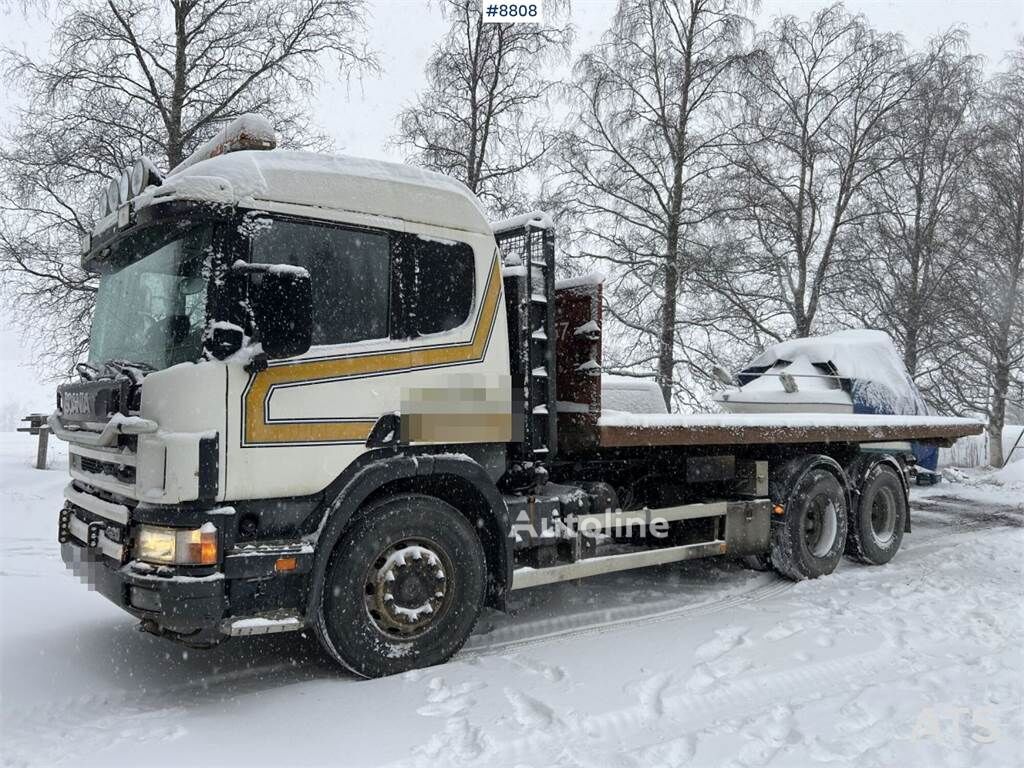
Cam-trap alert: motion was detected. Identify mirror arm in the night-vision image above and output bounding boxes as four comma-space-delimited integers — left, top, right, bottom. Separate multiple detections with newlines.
245, 351, 269, 374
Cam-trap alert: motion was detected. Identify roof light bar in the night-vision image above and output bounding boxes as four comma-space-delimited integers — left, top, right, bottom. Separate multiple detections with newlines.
167, 114, 277, 177
95, 157, 164, 221
88, 114, 274, 237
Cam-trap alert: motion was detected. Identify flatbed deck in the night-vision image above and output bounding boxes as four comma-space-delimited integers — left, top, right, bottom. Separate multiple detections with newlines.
594, 412, 984, 448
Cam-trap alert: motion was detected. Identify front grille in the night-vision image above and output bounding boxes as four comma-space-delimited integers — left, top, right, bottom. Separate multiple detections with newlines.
74, 455, 136, 485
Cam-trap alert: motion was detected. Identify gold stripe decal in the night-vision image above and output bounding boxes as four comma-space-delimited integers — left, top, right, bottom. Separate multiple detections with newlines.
242, 253, 504, 446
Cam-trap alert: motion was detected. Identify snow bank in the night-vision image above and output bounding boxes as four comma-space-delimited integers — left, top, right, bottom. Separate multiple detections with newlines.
990, 459, 1024, 486
1, 432, 1020, 767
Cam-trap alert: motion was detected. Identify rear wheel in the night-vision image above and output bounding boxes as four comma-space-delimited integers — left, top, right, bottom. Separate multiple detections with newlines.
771, 468, 848, 580
846, 463, 906, 565
315, 493, 485, 678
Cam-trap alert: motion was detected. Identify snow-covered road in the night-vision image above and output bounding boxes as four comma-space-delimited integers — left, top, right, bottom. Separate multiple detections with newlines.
1, 433, 1021, 767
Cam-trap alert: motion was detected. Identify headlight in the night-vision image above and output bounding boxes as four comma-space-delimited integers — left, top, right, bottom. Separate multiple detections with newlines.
135, 523, 218, 565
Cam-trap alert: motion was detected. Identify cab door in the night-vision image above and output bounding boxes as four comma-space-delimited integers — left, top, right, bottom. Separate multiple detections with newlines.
223, 212, 508, 500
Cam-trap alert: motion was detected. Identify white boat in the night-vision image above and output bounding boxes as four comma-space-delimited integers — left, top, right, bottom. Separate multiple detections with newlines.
714, 330, 925, 417
714, 354, 853, 414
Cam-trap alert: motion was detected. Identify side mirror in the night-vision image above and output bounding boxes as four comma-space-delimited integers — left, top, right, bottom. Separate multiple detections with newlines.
244, 264, 313, 359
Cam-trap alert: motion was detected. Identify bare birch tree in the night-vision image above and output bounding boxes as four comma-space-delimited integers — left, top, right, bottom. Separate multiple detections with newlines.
933, 47, 1024, 465
835, 33, 982, 383
392, 0, 571, 216
725, 5, 914, 340
551, 0, 751, 408
0, 0, 375, 373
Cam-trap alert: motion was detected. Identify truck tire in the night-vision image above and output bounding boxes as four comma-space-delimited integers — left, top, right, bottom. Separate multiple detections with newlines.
315, 493, 486, 678
771, 468, 847, 580
845, 462, 906, 565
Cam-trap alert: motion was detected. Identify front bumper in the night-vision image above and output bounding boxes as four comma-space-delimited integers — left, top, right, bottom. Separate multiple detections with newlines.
60, 505, 226, 641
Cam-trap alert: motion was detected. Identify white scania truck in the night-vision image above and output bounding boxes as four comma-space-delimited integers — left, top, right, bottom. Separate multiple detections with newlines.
53, 116, 982, 677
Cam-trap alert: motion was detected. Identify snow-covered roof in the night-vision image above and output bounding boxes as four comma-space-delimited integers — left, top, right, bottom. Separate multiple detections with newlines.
138, 149, 492, 235
601, 375, 667, 415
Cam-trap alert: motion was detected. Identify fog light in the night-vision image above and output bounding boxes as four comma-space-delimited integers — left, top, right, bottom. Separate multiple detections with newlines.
135, 523, 218, 565
130, 586, 162, 612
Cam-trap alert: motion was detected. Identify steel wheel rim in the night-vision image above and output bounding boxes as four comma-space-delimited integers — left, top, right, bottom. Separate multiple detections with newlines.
869, 487, 897, 545
363, 538, 453, 639
804, 496, 838, 558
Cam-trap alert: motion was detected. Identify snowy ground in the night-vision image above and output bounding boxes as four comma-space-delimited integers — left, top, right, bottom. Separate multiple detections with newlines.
1, 432, 1021, 767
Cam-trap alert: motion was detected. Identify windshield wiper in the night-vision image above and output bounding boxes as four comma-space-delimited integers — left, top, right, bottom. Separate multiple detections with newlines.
102, 359, 156, 384
76, 362, 100, 381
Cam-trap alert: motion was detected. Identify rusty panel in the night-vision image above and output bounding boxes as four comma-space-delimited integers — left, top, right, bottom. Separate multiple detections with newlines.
554, 281, 602, 452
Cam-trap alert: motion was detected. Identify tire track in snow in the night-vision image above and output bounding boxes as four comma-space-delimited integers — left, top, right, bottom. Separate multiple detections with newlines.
0, 657, 327, 765
391, 650, 978, 768
461, 577, 794, 658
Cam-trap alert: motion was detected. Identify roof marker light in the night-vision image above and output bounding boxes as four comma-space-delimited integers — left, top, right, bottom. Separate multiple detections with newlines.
168, 114, 277, 176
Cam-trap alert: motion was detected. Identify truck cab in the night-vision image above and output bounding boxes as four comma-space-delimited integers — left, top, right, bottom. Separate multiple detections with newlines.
54, 116, 982, 677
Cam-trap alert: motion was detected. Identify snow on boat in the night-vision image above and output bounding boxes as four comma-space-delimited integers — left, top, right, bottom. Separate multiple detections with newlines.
714, 330, 927, 417
712, 330, 946, 479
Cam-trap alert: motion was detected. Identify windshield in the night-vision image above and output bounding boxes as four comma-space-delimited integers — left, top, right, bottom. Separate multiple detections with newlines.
89, 225, 213, 370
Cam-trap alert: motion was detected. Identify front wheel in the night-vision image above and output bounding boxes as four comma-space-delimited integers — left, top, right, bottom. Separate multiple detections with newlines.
771, 468, 848, 580
315, 493, 486, 678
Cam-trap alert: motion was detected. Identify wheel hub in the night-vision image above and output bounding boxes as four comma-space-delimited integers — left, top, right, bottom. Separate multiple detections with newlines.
364, 542, 449, 637
870, 488, 897, 544
803, 497, 838, 557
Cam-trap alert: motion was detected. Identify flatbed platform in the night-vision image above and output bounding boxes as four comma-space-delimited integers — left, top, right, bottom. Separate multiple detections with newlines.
593, 412, 984, 449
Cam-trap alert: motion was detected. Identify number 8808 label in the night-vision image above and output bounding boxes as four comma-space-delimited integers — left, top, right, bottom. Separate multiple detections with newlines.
482, 3, 544, 24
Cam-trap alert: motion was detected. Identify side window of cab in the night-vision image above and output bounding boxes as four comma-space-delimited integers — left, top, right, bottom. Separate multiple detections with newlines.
250, 218, 391, 345
394, 235, 475, 338
249, 216, 476, 346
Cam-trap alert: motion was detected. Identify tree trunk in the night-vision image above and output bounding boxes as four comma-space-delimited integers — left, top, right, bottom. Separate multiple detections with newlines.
657, 248, 679, 409
988, 355, 1009, 468
903, 321, 920, 377
988, 246, 1021, 467
166, 3, 189, 169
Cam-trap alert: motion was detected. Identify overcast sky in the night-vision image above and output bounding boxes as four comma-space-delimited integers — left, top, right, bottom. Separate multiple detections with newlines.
1, 0, 1021, 410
